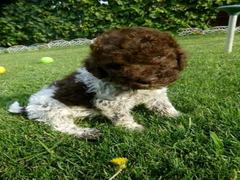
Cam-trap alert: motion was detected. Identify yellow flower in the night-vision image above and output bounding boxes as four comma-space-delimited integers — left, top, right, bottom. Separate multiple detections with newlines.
109, 157, 128, 180
110, 157, 128, 169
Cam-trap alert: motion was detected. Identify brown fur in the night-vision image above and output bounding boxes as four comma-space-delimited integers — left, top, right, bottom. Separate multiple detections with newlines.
53, 72, 95, 107
85, 27, 186, 89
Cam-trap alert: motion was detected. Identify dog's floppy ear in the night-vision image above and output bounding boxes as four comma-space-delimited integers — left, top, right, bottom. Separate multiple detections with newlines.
176, 49, 187, 71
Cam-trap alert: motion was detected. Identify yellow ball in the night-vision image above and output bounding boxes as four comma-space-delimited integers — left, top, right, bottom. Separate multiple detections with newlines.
40, 57, 54, 64
0, 66, 6, 74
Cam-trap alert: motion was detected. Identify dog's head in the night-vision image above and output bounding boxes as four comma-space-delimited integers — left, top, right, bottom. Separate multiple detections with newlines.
85, 27, 186, 89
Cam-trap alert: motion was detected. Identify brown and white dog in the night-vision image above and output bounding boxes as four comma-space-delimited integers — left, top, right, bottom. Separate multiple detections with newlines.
9, 27, 186, 139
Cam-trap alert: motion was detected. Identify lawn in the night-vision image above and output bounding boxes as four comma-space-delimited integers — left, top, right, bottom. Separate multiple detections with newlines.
0, 33, 240, 179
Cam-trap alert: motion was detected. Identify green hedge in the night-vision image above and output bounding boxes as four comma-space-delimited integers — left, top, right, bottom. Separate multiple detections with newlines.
0, 0, 238, 47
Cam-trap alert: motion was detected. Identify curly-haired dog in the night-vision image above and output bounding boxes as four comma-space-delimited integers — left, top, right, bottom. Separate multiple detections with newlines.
9, 27, 186, 139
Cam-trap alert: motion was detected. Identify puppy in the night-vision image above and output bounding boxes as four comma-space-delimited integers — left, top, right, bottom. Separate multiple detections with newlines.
9, 27, 186, 139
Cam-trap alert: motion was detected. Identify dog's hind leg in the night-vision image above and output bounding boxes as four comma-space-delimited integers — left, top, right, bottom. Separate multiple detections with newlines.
26, 104, 101, 139
49, 108, 101, 139
21, 86, 101, 139
51, 119, 101, 140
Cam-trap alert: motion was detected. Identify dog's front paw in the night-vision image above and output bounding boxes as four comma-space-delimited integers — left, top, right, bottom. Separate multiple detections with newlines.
165, 109, 181, 118
153, 106, 181, 118
116, 122, 144, 131
79, 128, 102, 140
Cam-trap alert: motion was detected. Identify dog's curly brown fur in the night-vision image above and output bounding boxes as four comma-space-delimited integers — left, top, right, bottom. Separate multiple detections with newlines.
85, 27, 186, 89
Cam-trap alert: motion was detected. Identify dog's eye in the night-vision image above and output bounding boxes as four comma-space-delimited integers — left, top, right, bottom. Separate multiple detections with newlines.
105, 63, 122, 70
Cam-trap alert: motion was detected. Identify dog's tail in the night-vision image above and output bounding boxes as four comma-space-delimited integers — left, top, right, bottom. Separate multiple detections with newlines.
8, 101, 27, 115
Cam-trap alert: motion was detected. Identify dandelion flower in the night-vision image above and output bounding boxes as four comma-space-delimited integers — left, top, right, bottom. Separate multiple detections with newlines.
111, 157, 128, 168
109, 157, 128, 180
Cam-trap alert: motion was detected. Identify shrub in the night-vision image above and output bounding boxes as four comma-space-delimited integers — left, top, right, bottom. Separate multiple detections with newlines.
0, 0, 238, 47
0, 1, 80, 46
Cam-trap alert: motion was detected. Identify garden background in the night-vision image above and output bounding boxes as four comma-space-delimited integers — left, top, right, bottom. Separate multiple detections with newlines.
0, 0, 240, 179
0, 0, 239, 47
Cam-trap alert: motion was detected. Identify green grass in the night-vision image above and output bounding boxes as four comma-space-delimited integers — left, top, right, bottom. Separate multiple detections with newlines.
0, 33, 240, 179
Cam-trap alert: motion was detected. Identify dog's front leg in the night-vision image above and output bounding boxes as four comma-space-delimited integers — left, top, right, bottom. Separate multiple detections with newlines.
95, 97, 144, 130
145, 88, 180, 118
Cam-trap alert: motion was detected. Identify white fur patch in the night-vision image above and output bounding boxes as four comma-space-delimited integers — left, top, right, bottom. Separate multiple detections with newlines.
75, 67, 120, 100
8, 101, 23, 113
26, 85, 62, 121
